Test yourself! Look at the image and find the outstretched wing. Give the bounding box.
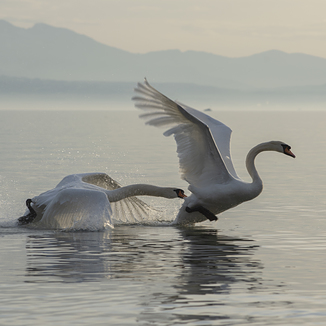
[80,173,159,224]
[133,79,239,188]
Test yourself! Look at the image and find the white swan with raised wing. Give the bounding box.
[133,79,295,225]
[18,172,186,229]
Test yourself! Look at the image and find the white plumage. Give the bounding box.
[133,79,295,224]
[20,172,185,230]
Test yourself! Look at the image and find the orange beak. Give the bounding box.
[285,147,295,158]
[179,190,187,198]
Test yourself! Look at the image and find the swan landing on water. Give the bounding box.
[18,173,187,229]
[133,79,295,225]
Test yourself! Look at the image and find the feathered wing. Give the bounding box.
[80,173,159,224]
[175,102,240,180]
[39,188,113,230]
[32,173,159,227]
[133,79,239,187]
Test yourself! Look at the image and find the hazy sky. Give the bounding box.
[1,0,326,58]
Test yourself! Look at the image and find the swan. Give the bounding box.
[18,172,186,228]
[133,79,295,225]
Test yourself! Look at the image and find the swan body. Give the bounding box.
[133,79,295,225]
[19,172,186,229]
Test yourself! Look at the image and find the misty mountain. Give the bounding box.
[1,75,325,110]
[1,20,326,89]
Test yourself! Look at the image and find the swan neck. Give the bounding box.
[27,201,36,215]
[107,184,175,202]
[246,144,265,184]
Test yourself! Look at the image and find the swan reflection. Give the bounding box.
[176,228,262,295]
[25,231,114,282]
[25,227,261,290]
[24,226,265,323]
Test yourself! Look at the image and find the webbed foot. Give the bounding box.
[186,205,218,221]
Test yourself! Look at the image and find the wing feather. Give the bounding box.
[133,80,239,187]
[39,188,113,230]
[32,173,159,226]
[80,173,158,224]
[177,102,240,180]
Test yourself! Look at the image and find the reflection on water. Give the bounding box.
[178,228,262,295]
[2,110,326,325]
[25,227,262,293]
[25,231,113,282]
[24,227,267,323]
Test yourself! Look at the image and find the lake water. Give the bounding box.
[0,108,326,325]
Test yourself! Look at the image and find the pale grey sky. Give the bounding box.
[1,0,326,58]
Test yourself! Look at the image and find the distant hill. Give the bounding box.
[1,75,325,110]
[2,20,326,89]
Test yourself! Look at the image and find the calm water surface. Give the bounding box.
[0,109,326,325]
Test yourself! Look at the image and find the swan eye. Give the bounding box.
[281,144,288,151]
